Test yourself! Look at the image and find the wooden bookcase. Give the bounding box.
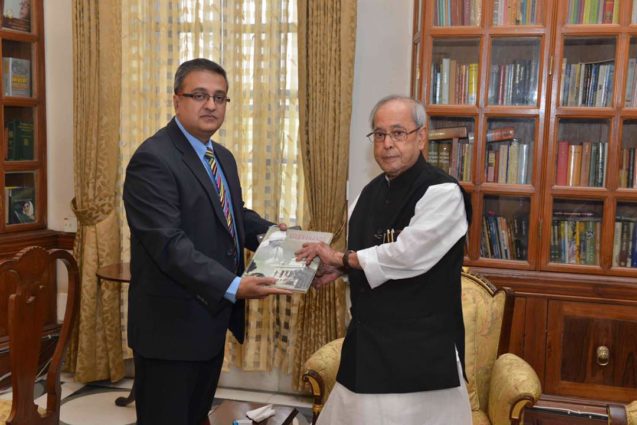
[413,0,637,405]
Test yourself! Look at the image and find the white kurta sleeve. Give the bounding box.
[356,183,467,288]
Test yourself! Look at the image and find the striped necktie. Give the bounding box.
[204,148,236,240]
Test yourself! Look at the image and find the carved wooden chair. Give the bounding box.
[302,269,542,425]
[0,247,79,425]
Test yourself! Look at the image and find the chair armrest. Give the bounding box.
[487,353,542,425]
[627,400,637,425]
[302,338,344,424]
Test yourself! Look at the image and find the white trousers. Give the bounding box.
[316,358,472,425]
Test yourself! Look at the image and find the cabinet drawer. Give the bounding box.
[546,301,637,401]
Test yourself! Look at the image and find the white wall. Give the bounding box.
[44,0,75,233]
[348,0,413,204]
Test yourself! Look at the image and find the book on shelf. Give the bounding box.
[556,140,606,187]
[567,0,618,24]
[5,185,35,224]
[480,211,528,260]
[484,135,529,185]
[431,60,478,104]
[2,57,31,97]
[4,120,33,160]
[434,0,481,26]
[243,226,333,293]
[619,146,637,188]
[561,58,614,107]
[489,59,538,105]
[493,0,540,25]
[551,212,601,265]
[613,216,637,268]
[2,0,30,32]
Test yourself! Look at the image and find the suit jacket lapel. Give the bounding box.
[166,119,231,237]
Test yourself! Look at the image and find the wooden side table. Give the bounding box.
[208,400,308,425]
[96,262,134,407]
[523,395,628,425]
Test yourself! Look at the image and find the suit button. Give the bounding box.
[226,248,235,257]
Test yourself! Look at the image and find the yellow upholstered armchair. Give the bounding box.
[302,269,542,425]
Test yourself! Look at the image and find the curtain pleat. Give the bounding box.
[67,0,123,383]
[292,0,356,388]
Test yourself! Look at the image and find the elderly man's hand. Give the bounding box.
[295,241,342,267]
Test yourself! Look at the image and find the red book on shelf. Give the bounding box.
[486,126,515,142]
[556,140,569,185]
[602,0,614,24]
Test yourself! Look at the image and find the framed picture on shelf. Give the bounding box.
[1,0,30,32]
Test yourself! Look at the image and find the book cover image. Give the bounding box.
[2,0,30,32]
[243,226,333,293]
[2,57,31,97]
[5,186,34,224]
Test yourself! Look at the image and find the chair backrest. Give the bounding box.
[460,270,513,413]
[1,246,79,425]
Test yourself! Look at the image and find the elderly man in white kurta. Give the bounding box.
[296,95,472,425]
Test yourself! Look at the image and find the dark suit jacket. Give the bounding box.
[123,118,271,361]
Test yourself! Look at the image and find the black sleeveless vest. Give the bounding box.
[337,155,471,393]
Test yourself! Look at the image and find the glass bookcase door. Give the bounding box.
[3,107,34,162]
[430,38,480,105]
[555,119,608,187]
[484,118,535,184]
[1,40,33,98]
[428,116,475,182]
[481,196,530,261]
[488,37,540,106]
[560,37,615,107]
[567,0,619,24]
[4,171,35,225]
[433,0,481,27]
[619,120,637,189]
[613,202,637,268]
[550,199,602,266]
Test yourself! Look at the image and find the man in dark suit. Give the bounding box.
[123,58,291,425]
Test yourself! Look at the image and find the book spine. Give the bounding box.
[556,140,569,185]
[579,141,592,186]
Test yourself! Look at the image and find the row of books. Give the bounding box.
[613,218,637,267]
[493,0,540,26]
[567,0,619,25]
[4,186,35,224]
[485,139,531,184]
[4,120,34,161]
[618,147,637,189]
[561,59,614,107]
[555,140,607,187]
[431,59,478,104]
[480,213,528,260]
[550,212,601,265]
[434,0,481,26]
[2,57,31,97]
[488,60,539,105]
[428,141,473,181]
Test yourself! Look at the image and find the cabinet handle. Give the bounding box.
[596,345,610,366]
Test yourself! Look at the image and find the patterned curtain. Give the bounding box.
[67,0,124,382]
[291,0,356,388]
[119,0,304,372]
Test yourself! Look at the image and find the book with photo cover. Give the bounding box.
[5,185,34,224]
[2,57,31,97]
[2,0,30,32]
[243,226,333,293]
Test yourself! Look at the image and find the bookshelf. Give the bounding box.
[413,0,637,406]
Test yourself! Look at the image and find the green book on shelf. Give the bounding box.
[6,120,34,160]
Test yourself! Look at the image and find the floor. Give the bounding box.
[0,373,313,425]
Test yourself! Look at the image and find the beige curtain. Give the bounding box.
[67,0,124,383]
[292,0,356,387]
[119,0,303,372]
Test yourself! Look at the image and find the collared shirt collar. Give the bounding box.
[175,116,213,157]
